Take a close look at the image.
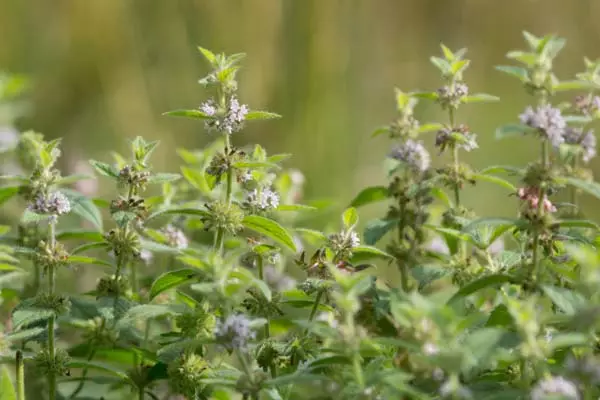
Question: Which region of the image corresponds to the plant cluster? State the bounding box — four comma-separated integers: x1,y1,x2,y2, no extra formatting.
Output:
0,32,600,400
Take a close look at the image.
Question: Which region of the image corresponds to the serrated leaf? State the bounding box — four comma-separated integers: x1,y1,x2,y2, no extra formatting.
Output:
342,207,359,229
562,177,600,200
542,285,586,315
417,123,444,133
472,174,516,191
555,219,598,230
242,215,297,252
232,161,279,169
89,160,119,178
462,218,519,234
462,94,500,104
118,304,184,328
66,360,133,385
147,173,181,184
552,80,596,92
197,46,216,64
68,256,113,268
349,186,388,208
181,166,211,193
245,111,281,120
0,186,20,206
411,264,449,290
430,56,451,74
147,207,210,221
448,274,514,305
150,269,200,300
352,245,393,260
5,327,45,343
479,165,523,175
495,124,537,139
12,308,54,329
275,204,317,212
62,189,103,230
495,65,529,82
163,109,211,119
364,219,397,246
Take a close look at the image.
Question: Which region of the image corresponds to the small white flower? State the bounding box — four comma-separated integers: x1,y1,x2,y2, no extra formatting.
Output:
531,376,580,400
263,266,296,292
29,191,71,216
423,342,439,355
161,225,188,250
139,249,153,265
347,231,360,248
245,187,280,211
200,99,217,116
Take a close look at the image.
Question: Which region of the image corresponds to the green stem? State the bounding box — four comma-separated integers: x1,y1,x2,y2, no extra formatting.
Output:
397,199,409,292
47,219,57,400
308,289,324,323
452,145,460,207
352,353,365,389
215,133,234,255
16,350,25,400
532,140,549,282
570,157,579,216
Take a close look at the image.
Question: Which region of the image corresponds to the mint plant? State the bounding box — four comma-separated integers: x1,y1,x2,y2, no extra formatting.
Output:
2,32,600,400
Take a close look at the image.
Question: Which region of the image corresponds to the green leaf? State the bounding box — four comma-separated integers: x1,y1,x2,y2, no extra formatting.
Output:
89,160,119,178
430,187,453,208
411,265,449,290
4,327,45,342
364,219,397,246
555,219,599,230
70,242,108,255
371,126,390,137
66,360,133,385
472,174,517,191
267,153,292,164
275,204,317,212
542,285,586,315
548,333,588,351
495,65,529,81
150,269,200,300
295,228,327,243
118,304,183,328
0,186,20,206
56,230,104,242
552,80,596,92
462,218,519,234
12,308,54,328
147,173,181,184
68,256,113,268
342,207,359,229
351,245,393,261
448,274,514,305
479,165,523,176
62,189,103,231
245,111,281,120
461,94,500,104
561,177,600,200
430,56,451,74
411,91,439,100
0,366,16,400
464,328,506,370
242,215,297,252
495,124,537,140
163,109,211,119
181,166,211,192
147,207,210,221
417,123,444,133
197,46,217,64
232,161,279,169
349,186,388,208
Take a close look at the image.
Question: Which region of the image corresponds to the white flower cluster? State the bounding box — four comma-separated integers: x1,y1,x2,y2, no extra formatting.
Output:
28,191,71,216
161,225,189,250
531,376,580,400
214,314,256,351
200,96,249,134
519,105,567,148
245,187,280,211
389,139,431,172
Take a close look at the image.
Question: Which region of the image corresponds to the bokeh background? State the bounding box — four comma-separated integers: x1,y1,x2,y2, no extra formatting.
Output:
2,0,600,223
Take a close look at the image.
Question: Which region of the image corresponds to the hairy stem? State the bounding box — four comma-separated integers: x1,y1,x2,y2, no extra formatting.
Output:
308,289,324,323
47,219,57,400
532,140,549,282
16,350,25,400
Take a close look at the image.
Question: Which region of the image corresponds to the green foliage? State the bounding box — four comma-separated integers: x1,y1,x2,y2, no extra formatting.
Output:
2,34,600,400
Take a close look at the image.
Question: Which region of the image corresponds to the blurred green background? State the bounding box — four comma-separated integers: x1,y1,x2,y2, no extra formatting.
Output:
2,0,600,222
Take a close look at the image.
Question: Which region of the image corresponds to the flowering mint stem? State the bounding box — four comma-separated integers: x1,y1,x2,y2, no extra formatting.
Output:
16,350,25,400
47,219,57,400
397,199,409,292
